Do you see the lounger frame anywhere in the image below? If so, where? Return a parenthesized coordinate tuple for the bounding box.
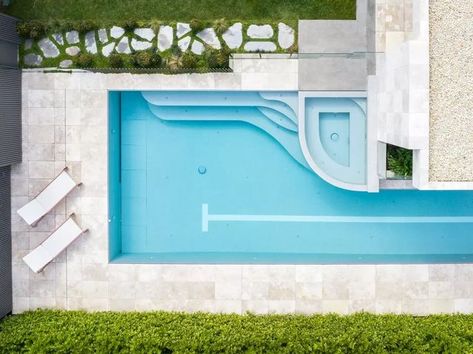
(17, 167, 81, 226)
(23, 214, 88, 273)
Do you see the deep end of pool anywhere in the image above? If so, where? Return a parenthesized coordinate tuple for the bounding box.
(108, 91, 473, 264)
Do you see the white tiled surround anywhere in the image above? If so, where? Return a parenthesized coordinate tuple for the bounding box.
(373, 0, 473, 189)
(12, 57, 473, 315)
(375, 0, 428, 151)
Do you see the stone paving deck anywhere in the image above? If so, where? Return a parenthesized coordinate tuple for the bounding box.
(429, 0, 473, 182)
(297, 0, 373, 91)
(12, 63, 473, 314)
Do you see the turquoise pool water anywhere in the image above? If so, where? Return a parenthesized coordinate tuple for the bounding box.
(109, 91, 473, 264)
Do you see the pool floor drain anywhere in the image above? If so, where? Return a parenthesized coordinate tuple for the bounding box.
(198, 166, 207, 174)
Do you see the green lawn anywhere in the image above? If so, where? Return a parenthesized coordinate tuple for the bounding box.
(1, 310, 473, 353)
(4, 0, 356, 21)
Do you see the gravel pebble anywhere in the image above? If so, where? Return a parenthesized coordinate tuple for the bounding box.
(429, 0, 473, 181)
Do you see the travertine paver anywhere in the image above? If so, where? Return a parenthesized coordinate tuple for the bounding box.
(116, 36, 131, 54)
(52, 33, 64, 45)
(131, 38, 152, 51)
(429, 0, 473, 181)
(38, 38, 60, 58)
(157, 25, 173, 51)
(197, 28, 221, 49)
(222, 23, 243, 49)
(191, 40, 204, 55)
(134, 28, 155, 41)
(59, 59, 73, 68)
(102, 42, 116, 57)
(85, 31, 97, 54)
(176, 22, 191, 38)
(65, 30, 80, 44)
(65, 46, 80, 56)
(98, 29, 108, 43)
(278, 23, 294, 49)
(178, 36, 191, 52)
(244, 41, 276, 52)
(247, 24, 273, 39)
(110, 26, 125, 39)
(24, 53, 42, 66)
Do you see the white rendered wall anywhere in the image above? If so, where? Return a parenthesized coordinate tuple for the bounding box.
(375, 0, 429, 151)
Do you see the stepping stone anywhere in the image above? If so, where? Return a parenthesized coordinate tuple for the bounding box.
(24, 39, 32, 50)
(65, 46, 80, 56)
(278, 23, 295, 49)
(131, 38, 152, 51)
(52, 33, 64, 45)
(191, 40, 204, 55)
(24, 53, 42, 66)
(222, 22, 242, 49)
(102, 42, 115, 57)
(38, 37, 60, 58)
(98, 28, 108, 43)
(134, 28, 155, 41)
(176, 22, 191, 38)
(116, 36, 131, 54)
(178, 36, 191, 52)
(110, 26, 125, 39)
(244, 41, 276, 52)
(157, 25, 173, 51)
(85, 31, 97, 54)
(247, 24, 273, 39)
(59, 59, 73, 68)
(66, 30, 80, 44)
(197, 28, 221, 49)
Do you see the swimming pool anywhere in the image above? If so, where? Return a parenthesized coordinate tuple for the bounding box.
(109, 91, 473, 264)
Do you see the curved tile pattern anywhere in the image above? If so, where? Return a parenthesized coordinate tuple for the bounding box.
(146, 104, 308, 169)
(142, 91, 307, 168)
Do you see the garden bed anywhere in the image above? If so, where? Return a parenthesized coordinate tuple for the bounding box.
(387, 144, 413, 179)
(17, 19, 297, 71)
(1, 310, 473, 353)
(4, 0, 356, 71)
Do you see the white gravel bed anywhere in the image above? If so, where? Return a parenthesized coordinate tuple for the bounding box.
(429, 0, 473, 181)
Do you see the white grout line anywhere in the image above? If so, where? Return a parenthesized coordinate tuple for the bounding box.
(201, 203, 473, 232)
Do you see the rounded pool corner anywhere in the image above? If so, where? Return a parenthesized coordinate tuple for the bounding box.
(299, 94, 368, 191)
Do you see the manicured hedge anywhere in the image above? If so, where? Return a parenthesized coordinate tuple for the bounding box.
(1, 310, 473, 353)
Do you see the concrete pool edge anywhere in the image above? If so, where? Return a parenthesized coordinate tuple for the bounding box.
(111, 253, 473, 265)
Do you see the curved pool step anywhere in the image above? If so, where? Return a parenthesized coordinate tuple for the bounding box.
(141, 91, 298, 126)
(258, 92, 298, 123)
(147, 104, 309, 169)
(300, 96, 367, 191)
(256, 106, 297, 132)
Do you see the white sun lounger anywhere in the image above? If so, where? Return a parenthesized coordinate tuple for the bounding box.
(23, 216, 87, 273)
(17, 168, 80, 226)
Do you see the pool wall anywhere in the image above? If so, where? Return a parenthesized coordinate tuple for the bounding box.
(108, 91, 122, 261)
(11, 66, 473, 314)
